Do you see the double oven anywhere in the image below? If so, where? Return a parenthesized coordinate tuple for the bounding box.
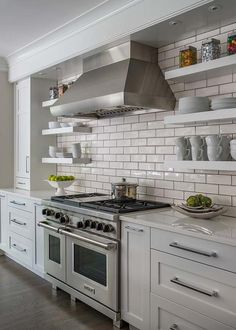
(39, 207, 119, 314)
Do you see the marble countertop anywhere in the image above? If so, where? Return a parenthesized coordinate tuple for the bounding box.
(120, 207, 236, 246)
(0, 188, 54, 203)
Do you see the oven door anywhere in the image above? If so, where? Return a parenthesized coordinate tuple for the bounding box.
(65, 230, 119, 311)
(39, 221, 66, 282)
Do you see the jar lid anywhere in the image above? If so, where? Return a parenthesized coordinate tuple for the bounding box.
(202, 38, 220, 45)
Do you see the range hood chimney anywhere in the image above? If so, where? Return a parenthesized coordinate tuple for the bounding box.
(50, 41, 175, 118)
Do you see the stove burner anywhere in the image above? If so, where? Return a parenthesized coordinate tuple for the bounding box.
(80, 199, 170, 214)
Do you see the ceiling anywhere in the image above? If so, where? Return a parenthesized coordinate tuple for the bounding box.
(0, 0, 108, 57)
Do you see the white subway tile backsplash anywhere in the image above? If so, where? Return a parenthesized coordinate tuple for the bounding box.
(58, 23, 236, 210)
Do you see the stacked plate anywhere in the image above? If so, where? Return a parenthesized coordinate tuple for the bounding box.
(211, 97, 236, 110)
(172, 204, 226, 219)
(179, 97, 210, 114)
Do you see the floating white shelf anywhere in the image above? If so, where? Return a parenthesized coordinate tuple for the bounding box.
(164, 108, 236, 125)
(42, 158, 91, 164)
(42, 99, 58, 107)
(42, 126, 92, 135)
(165, 54, 236, 82)
(165, 160, 236, 171)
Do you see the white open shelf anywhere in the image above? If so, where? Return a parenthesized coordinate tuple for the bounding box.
(165, 160, 236, 171)
(164, 108, 236, 125)
(42, 99, 58, 107)
(42, 126, 92, 135)
(165, 53, 236, 82)
(42, 157, 91, 164)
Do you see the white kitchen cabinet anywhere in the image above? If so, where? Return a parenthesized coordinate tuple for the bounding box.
(121, 222, 150, 330)
(150, 294, 234, 330)
(15, 77, 56, 190)
(0, 192, 8, 252)
(33, 203, 44, 275)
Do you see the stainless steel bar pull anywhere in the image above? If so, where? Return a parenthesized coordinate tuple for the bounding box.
(169, 324, 178, 330)
(26, 156, 30, 173)
(170, 277, 218, 297)
(12, 244, 26, 253)
(10, 200, 26, 206)
(169, 241, 217, 257)
(59, 229, 117, 251)
(38, 221, 60, 233)
(11, 219, 26, 226)
(125, 225, 143, 232)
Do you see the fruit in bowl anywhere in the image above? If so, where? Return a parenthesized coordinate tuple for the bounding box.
(186, 194, 212, 208)
(46, 175, 76, 195)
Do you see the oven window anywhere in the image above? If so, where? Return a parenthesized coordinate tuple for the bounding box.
(74, 245, 107, 286)
(49, 235, 60, 264)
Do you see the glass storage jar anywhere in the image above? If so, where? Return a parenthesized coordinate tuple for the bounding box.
(179, 46, 197, 67)
(201, 38, 220, 62)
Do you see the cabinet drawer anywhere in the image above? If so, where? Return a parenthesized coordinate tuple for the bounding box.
(8, 207, 33, 239)
(150, 294, 234, 330)
(151, 250, 236, 328)
(7, 195, 33, 213)
(151, 228, 236, 273)
(8, 232, 32, 267)
(15, 177, 30, 190)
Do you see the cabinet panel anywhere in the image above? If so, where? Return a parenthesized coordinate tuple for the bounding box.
(16, 111, 30, 179)
(0, 193, 8, 252)
(121, 222, 150, 330)
(8, 231, 33, 268)
(150, 294, 234, 330)
(151, 250, 236, 328)
(8, 207, 33, 239)
(34, 204, 44, 275)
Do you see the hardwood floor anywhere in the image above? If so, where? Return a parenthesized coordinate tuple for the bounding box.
(0, 256, 127, 330)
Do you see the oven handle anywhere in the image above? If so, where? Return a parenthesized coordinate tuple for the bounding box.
(59, 229, 117, 251)
(38, 221, 60, 233)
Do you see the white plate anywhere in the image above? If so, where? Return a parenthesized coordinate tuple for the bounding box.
(172, 205, 227, 219)
(180, 204, 222, 213)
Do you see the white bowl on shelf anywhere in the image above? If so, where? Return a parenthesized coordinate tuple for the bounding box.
(45, 180, 77, 195)
(48, 121, 60, 129)
(56, 152, 73, 158)
(60, 122, 70, 128)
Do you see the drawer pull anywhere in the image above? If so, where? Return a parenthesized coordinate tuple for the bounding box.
(12, 243, 26, 253)
(170, 325, 178, 330)
(10, 200, 26, 206)
(125, 225, 143, 232)
(17, 182, 26, 185)
(169, 242, 217, 257)
(170, 277, 218, 297)
(10, 219, 26, 226)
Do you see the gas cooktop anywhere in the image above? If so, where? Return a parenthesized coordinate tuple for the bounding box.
(50, 193, 170, 214)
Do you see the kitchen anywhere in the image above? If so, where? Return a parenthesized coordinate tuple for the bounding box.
(1, 0, 236, 329)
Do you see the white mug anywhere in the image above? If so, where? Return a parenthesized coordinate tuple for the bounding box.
(72, 143, 81, 158)
(191, 146, 203, 161)
(49, 146, 58, 158)
(207, 145, 223, 161)
(206, 135, 222, 146)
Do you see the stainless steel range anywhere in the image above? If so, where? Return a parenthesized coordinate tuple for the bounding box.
(39, 193, 170, 327)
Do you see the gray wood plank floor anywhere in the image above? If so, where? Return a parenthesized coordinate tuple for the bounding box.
(0, 256, 127, 330)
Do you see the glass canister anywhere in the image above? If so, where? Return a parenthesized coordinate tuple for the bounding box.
(201, 38, 221, 62)
(179, 46, 197, 67)
(227, 32, 236, 55)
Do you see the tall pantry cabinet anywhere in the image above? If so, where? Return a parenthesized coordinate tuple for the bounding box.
(15, 77, 56, 190)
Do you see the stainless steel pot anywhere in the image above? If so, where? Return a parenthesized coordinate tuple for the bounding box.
(111, 178, 138, 200)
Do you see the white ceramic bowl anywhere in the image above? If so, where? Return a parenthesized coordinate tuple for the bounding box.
(48, 121, 60, 129)
(46, 180, 77, 195)
(56, 152, 72, 158)
(230, 149, 236, 160)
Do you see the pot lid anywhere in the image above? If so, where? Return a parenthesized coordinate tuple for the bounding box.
(112, 177, 138, 187)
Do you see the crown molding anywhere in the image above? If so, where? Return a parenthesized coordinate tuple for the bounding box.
(0, 57, 8, 71)
(8, 0, 212, 82)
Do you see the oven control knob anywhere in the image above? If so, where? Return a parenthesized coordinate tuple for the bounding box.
(90, 221, 97, 229)
(55, 212, 63, 220)
(103, 224, 114, 233)
(96, 222, 103, 231)
(46, 209, 54, 216)
(83, 220, 90, 228)
(60, 214, 69, 224)
(42, 208, 48, 215)
(77, 221, 83, 229)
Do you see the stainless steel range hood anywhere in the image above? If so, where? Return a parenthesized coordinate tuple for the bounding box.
(50, 41, 175, 118)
